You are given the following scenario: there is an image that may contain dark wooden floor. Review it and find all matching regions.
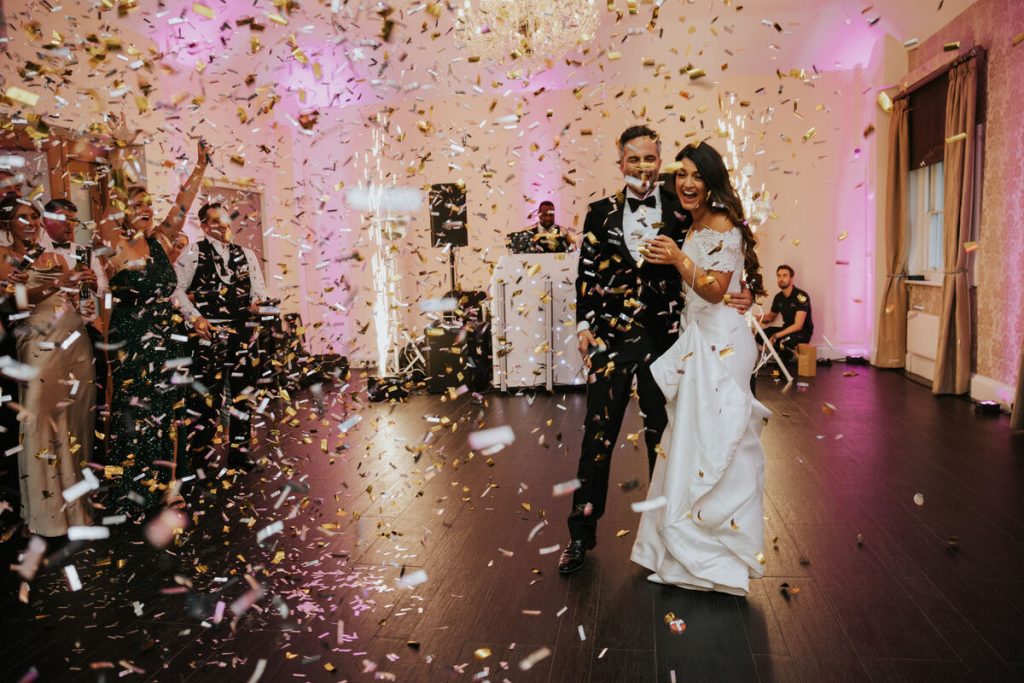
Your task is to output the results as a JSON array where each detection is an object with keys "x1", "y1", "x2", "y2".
[{"x1": 2, "y1": 364, "x2": 1024, "y2": 682}]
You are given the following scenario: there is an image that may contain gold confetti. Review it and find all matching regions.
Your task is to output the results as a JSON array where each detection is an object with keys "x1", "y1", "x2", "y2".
[
  {"x1": 877, "y1": 91, "x2": 893, "y2": 113},
  {"x1": 1014, "y1": 32, "x2": 1024, "y2": 47},
  {"x1": 687, "y1": 67, "x2": 707, "y2": 80},
  {"x1": 943, "y1": 41, "x2": 961, "y2": 51},
  {"x1": 191, "y1": 2, "x2": 214, "y2": 19},
  {"x1": 474, "y1": 648, "x2": 492, "y2": 660},
  {"x1": 5, "y1": 86, "x2": 40, "y2": 107},
  {"x1": 963, "y1": 241, "x2": 978, "y2": 252},
  {"x1": 719, "y1": 347, "x2": 735, "y2": 359},
  {"x1": 822, "y1": 402, "x2": 837, "y2": 415},
  {"x1": 863, "y1": 124, "x2": 876, "y2": 138},
  {"x1": 615, "y1": 529, "x2": 630, "y2": 537},
  {"x1": 607, "y1": 51, "x2": 622, "y2": 61},
  {"x1": 755, "y1": 552, "x2": 766, "y2": 565},
  {"x1": 945, "y1": 132, "x2": 967, "y2": 144},
  {"x1": 802, "y1": 127, "x2": 816, "y2": 141},
  {"x1": 838, "y1": 231, "x2": 849, "y2": 241}
]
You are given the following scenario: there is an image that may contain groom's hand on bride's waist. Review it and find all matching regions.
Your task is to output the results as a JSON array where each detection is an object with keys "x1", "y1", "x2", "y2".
[
  {"x1": 724, "y1": 283, "x2": 753, "y2": 313},
  {"x1": 577, "y1": 329, "x2": 599, "y2": 369}
]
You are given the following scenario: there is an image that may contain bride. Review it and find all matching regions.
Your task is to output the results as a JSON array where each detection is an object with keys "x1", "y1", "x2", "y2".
[{"x1": 631, "y1": 141, "x2": 770, "y2": 596}]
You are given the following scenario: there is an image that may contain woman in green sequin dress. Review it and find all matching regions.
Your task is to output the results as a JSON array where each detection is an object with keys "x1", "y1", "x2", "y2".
[{"x1": 99, "y1": 122, "x2": 211, "y2": 514}]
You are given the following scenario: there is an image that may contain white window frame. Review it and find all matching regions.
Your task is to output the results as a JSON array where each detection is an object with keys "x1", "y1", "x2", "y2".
[{"x1": 908, "y1": 161, "x2": 945, "y2": 283}]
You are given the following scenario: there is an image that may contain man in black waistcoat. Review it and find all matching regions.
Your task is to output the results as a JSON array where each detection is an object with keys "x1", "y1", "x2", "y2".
[
  {"x1": 558, "y1": 126, "x2": 752, "y2": 574},
  {"x1": 175, "y1": 202, "x2": 268, "y2": 471}
]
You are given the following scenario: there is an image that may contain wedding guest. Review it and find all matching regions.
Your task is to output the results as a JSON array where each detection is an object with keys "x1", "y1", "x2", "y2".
[
  {"x1": 97, "y1": 114, "x2": 211, "y2": 514},
  {"x1": 42, "y1": 198, "x2": 112, "y2": 461},
  {"x1": 0, "y1": 196, "x2": 96, "y2": 537},
  {"x1": 175, "y1": 202, "x2": 269, "y2": 472}
]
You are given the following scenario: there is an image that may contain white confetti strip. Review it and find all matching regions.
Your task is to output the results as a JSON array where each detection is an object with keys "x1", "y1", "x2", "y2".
[
  {"x1": 397, "y1": 569, "x2": 428, "y2": 588},
  {"x1": 631, "y1": 496, "x2": 668, "y2": 513},
  {"x1": 245, "y1": 659, "x2": 267, "y2": 683},
  {"x1": 64, "y1": 565, "x2": 82, "y2": 592},
  {"x1": 256, "y1": 520, "x2": 283, "y2": 543},
  {"x1": 468, "y1": 425, "x2": 515, "y2": 452},
  {"x1": 519, "y1": 648, "x2": 551, "y2": 671},
  {"x1": 552, "y1": 478, "x2": 581, "y2": 496},
  {"x1": 67, "y1": 526, "x2": 109, "y2": 541}
]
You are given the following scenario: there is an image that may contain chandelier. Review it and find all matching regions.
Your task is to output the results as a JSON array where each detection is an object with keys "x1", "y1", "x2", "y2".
[{"x1": 454, "y1": 0, "x2": 600, "y2": 72}]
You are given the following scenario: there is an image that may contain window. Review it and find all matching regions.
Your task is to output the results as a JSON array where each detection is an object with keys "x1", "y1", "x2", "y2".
[{"x1": 908, "y1": 161, "x2": 944, "y2": 281}]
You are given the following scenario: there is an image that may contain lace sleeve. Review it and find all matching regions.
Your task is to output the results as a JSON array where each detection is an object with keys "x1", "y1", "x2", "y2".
[{"x1": 695, "y1": 228, "x2": 743, "y2": 272}]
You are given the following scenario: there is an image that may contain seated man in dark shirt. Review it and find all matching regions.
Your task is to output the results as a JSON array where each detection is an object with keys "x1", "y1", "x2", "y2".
[
  {"x1": 758, "y1": 264, "x2": 813, "y2": 362},
  {"x1": 507, "y1": 200, "x2": 574, "y2": 254}
]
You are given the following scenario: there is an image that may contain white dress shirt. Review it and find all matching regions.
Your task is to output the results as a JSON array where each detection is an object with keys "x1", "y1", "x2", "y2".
[
  {"x1": 37, "y1": 231, "x2": 109, "y2": 323},
  {"x1": 622, "y1": 187, "x2": 662, "y2": 263},
  {"x1": 173, "y1": 236, "x2": 268, "y2": 324},
  {"x1": 577, "y1": 188, "x2": 662, "y2": 335}
]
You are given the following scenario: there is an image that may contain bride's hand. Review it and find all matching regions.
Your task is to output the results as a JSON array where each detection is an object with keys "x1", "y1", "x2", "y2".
[{"x1": 643, "y1": 235, "x2": 685, "y2": 268}]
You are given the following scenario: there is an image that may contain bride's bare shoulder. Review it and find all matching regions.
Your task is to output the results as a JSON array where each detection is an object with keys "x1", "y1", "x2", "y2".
[{"x1": 707, "y1": 213, "x2": 738, "y2": 234}]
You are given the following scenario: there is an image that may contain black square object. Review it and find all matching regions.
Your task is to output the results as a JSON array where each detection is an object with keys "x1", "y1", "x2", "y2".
[
  {"x1": 425, "y1": 326, "x2": 466, "y2": 394},
  {"x1": 429, "y1": 183, "x2": 468, "y2": 248}
]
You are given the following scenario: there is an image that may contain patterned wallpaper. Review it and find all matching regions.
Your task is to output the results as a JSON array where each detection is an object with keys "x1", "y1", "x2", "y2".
[
  {"x1": 907, "y1": 283, "x2": 943, "y2": 316},
  {"x1": 909, "y1": 0, "x2": 1024, "y2": 387}
]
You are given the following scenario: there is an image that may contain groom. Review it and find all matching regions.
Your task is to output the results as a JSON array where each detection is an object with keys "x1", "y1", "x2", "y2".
[{"x1": 559, "y1": 126, "x2": 750, "y2": 574}]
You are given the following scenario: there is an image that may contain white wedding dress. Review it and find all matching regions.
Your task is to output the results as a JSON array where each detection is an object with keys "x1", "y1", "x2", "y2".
[{"x1": 631, "y1": 226, "x2": 771, "y2": 596}]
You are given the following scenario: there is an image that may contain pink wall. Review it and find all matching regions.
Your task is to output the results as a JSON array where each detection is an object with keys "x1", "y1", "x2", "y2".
[
  {"x1": 293, "y1": 69, "x2": 877, "y2": 364},
  {"x1": 907, "y1": 0, "x2": 1024, "y2": 387}
]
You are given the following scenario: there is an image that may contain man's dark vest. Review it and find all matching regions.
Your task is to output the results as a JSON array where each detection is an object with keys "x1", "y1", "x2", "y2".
[{"x1": 189, "y1": 238, "x2": 251, "y2": 322}]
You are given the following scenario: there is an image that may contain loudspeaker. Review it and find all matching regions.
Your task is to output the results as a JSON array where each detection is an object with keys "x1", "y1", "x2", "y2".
[
  {"x1": 425, "y1": 325, "x2": 464, "y2": 394},
  {"x1": 429, "y1": 183, "x2": 468, "y2": 248}
]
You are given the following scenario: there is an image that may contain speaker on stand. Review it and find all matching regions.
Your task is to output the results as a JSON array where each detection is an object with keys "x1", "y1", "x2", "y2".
[{"x1": 429, "y1": 183, "x2": 468, "y2": 297}]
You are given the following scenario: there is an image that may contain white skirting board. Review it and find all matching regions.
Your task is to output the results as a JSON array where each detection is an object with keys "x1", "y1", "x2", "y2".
[{"x1": 970, "y1": 373, "x2": 1015, "y2": 413}]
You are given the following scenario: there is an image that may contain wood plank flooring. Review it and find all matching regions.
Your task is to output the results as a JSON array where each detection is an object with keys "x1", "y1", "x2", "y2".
[{"x1": 2, "y1": 364, "x2": 1023, "y2": 682}]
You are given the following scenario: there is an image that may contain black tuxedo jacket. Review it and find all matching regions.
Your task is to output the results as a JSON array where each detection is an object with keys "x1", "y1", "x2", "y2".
[{"x1": 575, "y1": 185, "x2": 691, "y2": 356}]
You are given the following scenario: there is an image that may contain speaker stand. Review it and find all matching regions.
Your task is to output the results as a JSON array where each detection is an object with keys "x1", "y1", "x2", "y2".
[{"x1": 448, "y1": 247, "x2": 458, "y2": 296}]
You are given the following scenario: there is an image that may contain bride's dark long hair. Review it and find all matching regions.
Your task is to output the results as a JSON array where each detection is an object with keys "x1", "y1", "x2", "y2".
[{"x1": 674, "y1": 142, "x2": 766, "y2": 298}]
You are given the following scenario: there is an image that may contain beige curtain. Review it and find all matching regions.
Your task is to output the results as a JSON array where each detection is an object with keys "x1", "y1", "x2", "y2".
[
  {"x1": 932, "y1": 59, "x2": 978, "y2": 395},
  {"x1": 874, "y1": 98, "x2": 910, "y2": 368},
  {"x1": 1012, "y1": 338, "x2": 1024, "y2": 430}
]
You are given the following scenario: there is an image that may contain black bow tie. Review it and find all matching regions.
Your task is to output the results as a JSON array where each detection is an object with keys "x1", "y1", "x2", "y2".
[
  {"x1": 52, "y1": 241, "x2": 71, "y2": 250},
  {"x1": 627, "y1": 195, "x2": 657, "y2": 212}
]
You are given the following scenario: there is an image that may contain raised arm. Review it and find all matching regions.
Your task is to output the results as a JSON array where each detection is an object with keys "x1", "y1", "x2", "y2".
[
  {"x1": 95, "y1": 113, "x2": 141, "y2": 256},
  {"x1": 154, "y1": 139, "x2": 211, "y2": 244}
]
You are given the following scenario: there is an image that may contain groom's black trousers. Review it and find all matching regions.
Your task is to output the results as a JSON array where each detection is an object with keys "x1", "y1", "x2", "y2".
[{"x1": 568, "y1": 333, "x2": 668, "y2": 544}]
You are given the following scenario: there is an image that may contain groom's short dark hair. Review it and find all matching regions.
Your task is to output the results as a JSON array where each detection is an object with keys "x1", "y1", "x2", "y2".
[
  {"x1": 198, "y1": 202, "x2": 223, "y2": 224},
  {"x1": 618, "y1": 125, "x2": 660, "y2": 159}
]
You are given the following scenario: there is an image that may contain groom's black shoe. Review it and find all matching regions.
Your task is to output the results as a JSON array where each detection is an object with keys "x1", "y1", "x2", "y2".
[{"x1": 558, "y1": 539, "x2": 596, "y2": 574}]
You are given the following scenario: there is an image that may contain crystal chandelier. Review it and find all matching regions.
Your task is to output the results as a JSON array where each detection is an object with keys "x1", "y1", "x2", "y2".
[{"x1": 455, "y1": 0, "x2": 600, "y2": 72}]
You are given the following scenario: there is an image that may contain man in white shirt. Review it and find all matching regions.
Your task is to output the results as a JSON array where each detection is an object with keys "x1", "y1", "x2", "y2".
[{"x1": 174, "y1": 202, "x2": 268, "y2": 471}]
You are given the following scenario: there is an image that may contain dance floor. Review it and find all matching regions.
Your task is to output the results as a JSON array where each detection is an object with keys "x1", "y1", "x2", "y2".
[{"x1": 2, "y1": 364, "x2": 1023, "y2": 682}]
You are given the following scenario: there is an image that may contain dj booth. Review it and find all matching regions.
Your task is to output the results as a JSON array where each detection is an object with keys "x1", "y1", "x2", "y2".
[{"x1": 489, "y1": 253, "x2": 586, "y2": 390}]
